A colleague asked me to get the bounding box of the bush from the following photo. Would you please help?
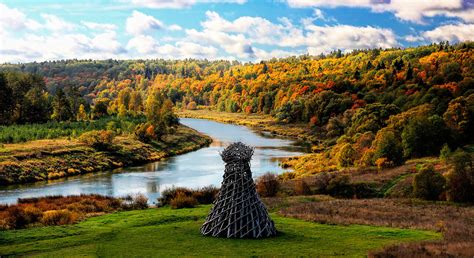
[41,210,78,225]
[158,187,194,206]
[439,143,452,163]
[79,130,115,150]
[192,186,219,204]
[294,179,312,195]
[256,173,280,197]
[327,175,354,198]
[413,165,446,200]
[446,149,473,202]
[170,193,198,209]
[122,193,149,209]
[134,123,155,143]
[336,143,356,167]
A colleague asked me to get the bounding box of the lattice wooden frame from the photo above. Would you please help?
[201,142,277,238]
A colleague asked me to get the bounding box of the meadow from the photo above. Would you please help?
[0,205,440,257]
[0,116,145,144]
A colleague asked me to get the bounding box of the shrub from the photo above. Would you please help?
[187,101,197,110]
[375,157,394,170]
[294,179,312,195]
[192,186,219,204]
[41,210,78,225]
[256,173,280,197]
[122,194,149,209]
[336,143,356,167]
[446,149,474,202]
[158,187,194,206]
[439,143,452,163]
[79,130,115,150]
[327,175,354,198]
[170,193,198,209]
[413,165,446,200]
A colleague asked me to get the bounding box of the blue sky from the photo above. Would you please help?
[0,0,473,63]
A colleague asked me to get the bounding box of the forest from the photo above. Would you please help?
[1,41,472,163]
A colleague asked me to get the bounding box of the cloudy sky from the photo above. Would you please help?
[0,0,473,63]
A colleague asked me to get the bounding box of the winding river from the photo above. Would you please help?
[0,118,306,204]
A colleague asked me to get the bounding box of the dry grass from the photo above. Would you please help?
[0,195,127,230]
[277,197,474,257]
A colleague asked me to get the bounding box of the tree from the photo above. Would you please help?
[51,89,72,121]
[445,149,473,202]
[406,63,413,80]
[413,165,445,200]
[443,95,474,140]
[92,98,110,119]
[336,143,356,167]
[372,128,403,165]
[0,73,13,124]
[128,91,143,115]
[118,104,127,118]
[401,115,447,158]
[77,104,88,121]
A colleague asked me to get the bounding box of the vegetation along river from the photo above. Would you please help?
[0,118,306,204]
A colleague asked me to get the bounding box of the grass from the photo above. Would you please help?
[0,205,440,257]
[0,116,145,144]
[0,125,211,185]
[274,197,474,257]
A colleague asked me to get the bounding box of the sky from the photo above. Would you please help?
[0,0,473,63]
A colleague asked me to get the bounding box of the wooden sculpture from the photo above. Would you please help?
[201,142,277,238]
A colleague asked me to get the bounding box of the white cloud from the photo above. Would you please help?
[286,0,473,23]
[404,35,424,42]
[186,28,254,58]
[126,34,219,59]
[81,21,118,31]
[189,10,399,59]
[168,24,183,31]
[126,10,164,35]
[125,0,246,9]
[127,35,160,54]
[1,31,125,63]
[304,24,399,55]
[41,14,75,32]
[422,23,474,42]
[0,3,41,31]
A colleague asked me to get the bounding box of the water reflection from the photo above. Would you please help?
[0,118,306,204]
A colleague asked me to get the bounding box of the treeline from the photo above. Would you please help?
[1,42,473,166]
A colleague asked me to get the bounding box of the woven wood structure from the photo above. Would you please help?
[201,142,276,238]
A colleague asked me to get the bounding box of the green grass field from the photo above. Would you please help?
[0,205,440,257]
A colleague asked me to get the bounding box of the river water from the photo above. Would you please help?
[0,118,306,204]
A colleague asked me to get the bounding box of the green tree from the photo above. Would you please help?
[372,128,404,165]
[446,149,473,202]
[413,165,445,200]
[51,89,73,121]
[336,143,356,167]
[92,98,110,119]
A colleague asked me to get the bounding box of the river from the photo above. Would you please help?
[0,118,306,204]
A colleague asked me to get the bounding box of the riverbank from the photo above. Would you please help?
[177,109,313,142]
[0,204,439,257]
[0,125,212,186]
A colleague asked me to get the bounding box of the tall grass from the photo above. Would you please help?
[0,116,145,143]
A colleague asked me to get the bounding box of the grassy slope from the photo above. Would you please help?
[0,205,440,257]
[0,125,211,185]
